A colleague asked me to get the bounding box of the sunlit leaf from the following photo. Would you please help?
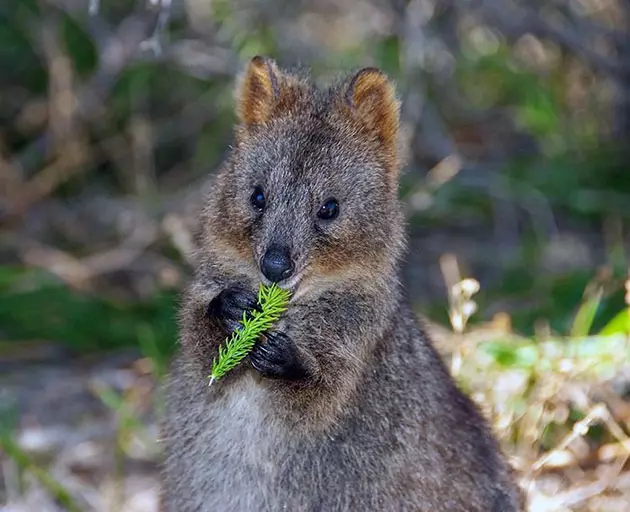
[570,288,603,337]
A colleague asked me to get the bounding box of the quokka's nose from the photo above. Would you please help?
[261,245,295,283]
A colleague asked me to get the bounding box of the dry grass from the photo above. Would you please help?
[428,254,630,511]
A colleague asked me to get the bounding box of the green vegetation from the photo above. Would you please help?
[0,266,177,354]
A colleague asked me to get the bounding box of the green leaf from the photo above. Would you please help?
[570,288,603,337]
[482,341,539,369]
[599,308,630,336]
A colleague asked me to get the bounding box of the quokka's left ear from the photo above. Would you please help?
[343,67,400,174]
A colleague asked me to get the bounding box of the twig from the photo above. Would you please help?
[9,215,159,290]
[140,0,173,56]
[88,0,100,16]
[525,402,630,508]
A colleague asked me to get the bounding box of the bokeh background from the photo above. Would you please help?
[1,0,630,510]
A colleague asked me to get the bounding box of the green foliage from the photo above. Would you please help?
[570,288,603,338]
[210,283,292,383]
[374,35,401,77]
[60,12,98,77]
[482,341,539,369]
[0,399,82,512]
[0,266,177,354]
[599,309,630,336]
[482,333,629,378]
[455,46,563,143]
[0,437,82,511]
[504,149,630,223]
[0,8,47,94]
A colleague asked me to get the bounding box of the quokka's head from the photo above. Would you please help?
[202,56,406,292]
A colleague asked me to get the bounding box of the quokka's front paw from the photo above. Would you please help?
[249,331,309,381]
[206,285,259,335]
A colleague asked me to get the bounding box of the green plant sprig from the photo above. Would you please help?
[209,283,292,385]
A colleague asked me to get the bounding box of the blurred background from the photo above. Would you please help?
[1,0,629,510]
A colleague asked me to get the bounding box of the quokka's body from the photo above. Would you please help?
[162,56,521,511]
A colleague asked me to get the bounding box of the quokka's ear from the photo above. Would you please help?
[236,56,279,128]
[344,68,400,168]
[235,56,302,130]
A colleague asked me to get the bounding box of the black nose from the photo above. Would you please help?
[261,246,294,283]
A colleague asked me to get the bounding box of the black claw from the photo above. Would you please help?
[249,331,308,381]
[254,343,271,355]
[206,286,258,335]
[231,290,258,311]
[223,319,243,334]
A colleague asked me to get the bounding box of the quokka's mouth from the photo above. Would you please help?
[259,270,303,295]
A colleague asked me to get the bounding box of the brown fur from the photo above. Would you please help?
[162,57,522,511]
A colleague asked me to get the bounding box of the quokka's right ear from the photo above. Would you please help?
[235,56,302,131]
[236,56,279,128]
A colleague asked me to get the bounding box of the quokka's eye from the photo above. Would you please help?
[250,186,266,212]
[318,198,339,220]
